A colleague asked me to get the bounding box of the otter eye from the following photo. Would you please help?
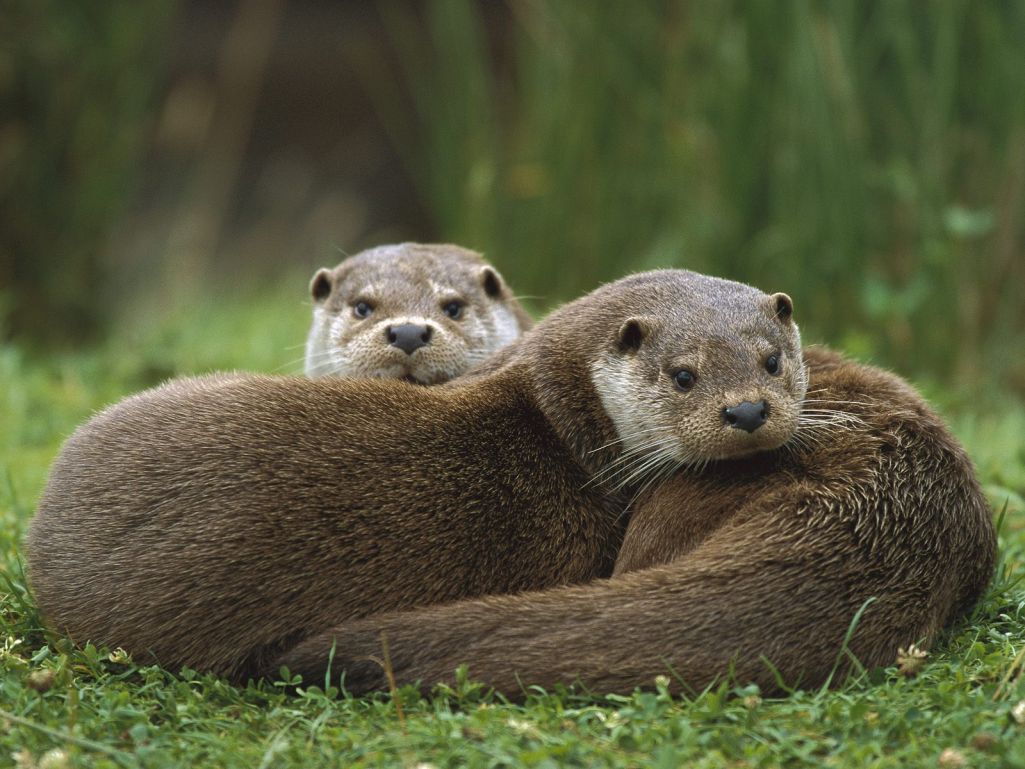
[672,369,696,391]
[353,301,373,319]
[443,301,465,320]
[765,354,781,375]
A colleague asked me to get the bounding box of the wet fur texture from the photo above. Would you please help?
[276,348,995,697]
[305,243,531,383]
[27,270,804,680]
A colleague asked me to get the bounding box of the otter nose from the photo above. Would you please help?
[387,323,432,355]
[723,400,768,433]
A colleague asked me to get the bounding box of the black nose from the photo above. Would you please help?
[723,400,768,433]
[387,323,432,355]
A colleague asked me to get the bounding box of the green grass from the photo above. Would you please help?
[359,0,1025,392]
[2,281,1025,768]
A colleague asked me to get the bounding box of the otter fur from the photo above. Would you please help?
[276,347,995,697]
[27,270,806,680]
[305,243,531,382]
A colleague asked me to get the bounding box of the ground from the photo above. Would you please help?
[2,283,1024,768]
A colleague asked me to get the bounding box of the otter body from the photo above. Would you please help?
[28,270,806,680]
[278,348,995,696]
[29,371,621,679]
[305,243,531,383]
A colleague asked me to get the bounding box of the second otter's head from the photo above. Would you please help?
[588,271,806,473]
[305,243,532,384]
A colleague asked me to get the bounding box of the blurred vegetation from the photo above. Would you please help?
[365,0,1025,392]
[0,0,174,346]
[1,0,1023,395]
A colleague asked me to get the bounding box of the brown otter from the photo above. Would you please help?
[26,269,806,680]
[305,243,532,383]
[276,347,995,697]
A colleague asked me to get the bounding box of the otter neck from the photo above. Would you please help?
[509,329,624,481]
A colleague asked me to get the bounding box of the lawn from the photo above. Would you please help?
[2,280,1025,768]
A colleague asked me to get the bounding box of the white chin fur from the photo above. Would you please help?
[304,309,336,377]
[590,356,670,454]
[488,305,523,351]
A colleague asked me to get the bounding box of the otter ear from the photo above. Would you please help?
[616,318,649,353]
[480,266,504,298]
[310,269,333,303]
[771,293,794,322]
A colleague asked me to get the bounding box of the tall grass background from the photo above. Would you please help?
[360,0,1025,393]
[2,1,1022,394]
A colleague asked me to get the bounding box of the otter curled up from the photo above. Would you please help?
[278,347,995,697]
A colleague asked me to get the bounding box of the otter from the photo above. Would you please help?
[26,270,806,680]
[276,347,995,697]
[305,243,532,383]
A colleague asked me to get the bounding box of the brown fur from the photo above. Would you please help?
[276,347,995,697]
[305,243,532,382]
[27,270,805,680]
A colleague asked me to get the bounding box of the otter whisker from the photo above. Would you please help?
[623,449,721,514]
[793,423,860,449]
[586,437,676,489]
[620,449,693,515]
[590,438,672,477]
[799,416,868,432]
[791,427,828,449]
[613,442,680,490]
[627,450,677,490]
[782,434,806,453]
[280,348,341,369]
[797,419,849,434]
[800,404,869,413]
[692,456,713,474]
[799,412,865,430]
[588,426,674,455]
[592,432,677,468]
[602,457,660,500]
[271,355,321,374]
[800,406,869,414]
[787,398,876,457]
[593,434,682,492]
[796,426,829,442]
[804,389,876,400]
[299,349,335,362]
[781,438,814,459]
[798,409,869,427]
[802,398,876,407]
[803,387,850,397]
[796,419,837,433]
[785,427,833,456]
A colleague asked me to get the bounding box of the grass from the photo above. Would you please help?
[360,0,1025,392]
[2,277,1025,768]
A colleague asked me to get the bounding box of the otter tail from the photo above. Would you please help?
[273,477,995,697]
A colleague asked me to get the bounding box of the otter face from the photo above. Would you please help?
[591,281,806,479]
[305,244,527,384]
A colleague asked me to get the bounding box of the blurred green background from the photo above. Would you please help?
[1,0,1023,395]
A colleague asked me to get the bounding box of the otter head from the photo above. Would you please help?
[304,243,531,384]
[587,271,806,484]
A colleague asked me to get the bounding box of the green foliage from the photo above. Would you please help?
[366,0,1025,390]
[0,0,174,346]
[1,279,1025,767]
